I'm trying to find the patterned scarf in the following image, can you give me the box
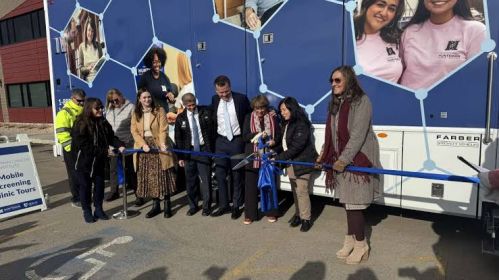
[323,99,372,190]
[250,111,275,168]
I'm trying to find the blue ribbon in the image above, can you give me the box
[122,148,230,158]
[255,137,281,212]
[258,152,282,212]
[271,159,480,184]
[120,148,480,184]
[117,155,125,185]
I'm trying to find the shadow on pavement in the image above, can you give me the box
[290,261,326,280]
[203,265,227,280]
[44,179,73,209]
[398,210,499,280]
[0,238,102,279]
[132,267,169,279]
[0,221,38,244]
[365,204,391,241]
[347,267,378,280]
[0,243,39,254]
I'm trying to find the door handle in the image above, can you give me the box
[484,52,497,144]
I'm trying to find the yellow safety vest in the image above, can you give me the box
[55,100,83,152]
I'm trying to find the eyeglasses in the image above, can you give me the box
[329,78,342,84]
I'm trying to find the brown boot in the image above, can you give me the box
[336,235,355,259]
[346,239,369,264]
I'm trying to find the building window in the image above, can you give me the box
[0,9,46,46]
[7,81,51,108]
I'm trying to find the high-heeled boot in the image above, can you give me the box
[145,198,161,218]
[336,235,355,259]
[164,195,172,218]
[346,239,369,264]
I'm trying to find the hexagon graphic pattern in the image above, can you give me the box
[62,7,107,85]
[46,0,497,194]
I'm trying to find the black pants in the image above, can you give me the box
[245,167,279,220]
[184,148,212,211]
[63,150,79,202]
[214,136,245,209]
[109,154,137,193]
[75,171,105,213]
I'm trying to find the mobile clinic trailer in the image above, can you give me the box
[45,0,499,254]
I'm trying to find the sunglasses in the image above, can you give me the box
[75,98,85,104]
[109,98,120,104]
[329,78,342,84]
[94,105,104,111]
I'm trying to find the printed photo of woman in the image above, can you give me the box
[355,0,406,83]
[77,17,104,82]
[63,8,106,83]
[399,0,486,90]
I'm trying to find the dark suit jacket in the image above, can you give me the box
[174,106,215,160]
[210,92,251,137]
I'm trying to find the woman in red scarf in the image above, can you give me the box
[317,65,381,264]
[242,95,281,224]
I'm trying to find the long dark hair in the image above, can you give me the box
[134,88,157,119]
[328,65,366,115]
[354,0,405,44]
[278,97,310,126]
[84,18,98,49]
[76,97,103,135]
[405,0,473,28]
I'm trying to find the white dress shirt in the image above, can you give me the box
[217,97,241,137]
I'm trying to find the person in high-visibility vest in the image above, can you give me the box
[55,88,86,207]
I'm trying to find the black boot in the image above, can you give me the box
[83,210,96,223]
[289,215,301,227]
[134,197,145,207]
[300,220,312,232]
[164,195,172,218]
[145,199,161,218]
[94,208,109,220]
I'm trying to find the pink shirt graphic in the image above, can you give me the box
[357,33,403,83]
[400,16,486,90]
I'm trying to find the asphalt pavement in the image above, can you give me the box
[1,144,499,280]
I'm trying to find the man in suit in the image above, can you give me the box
[210,75,251,219]
[175,93,215,216]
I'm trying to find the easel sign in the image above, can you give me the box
[0,141,47,219]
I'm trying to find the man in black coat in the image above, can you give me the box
[210,75,251,219]
[175,93,215,216]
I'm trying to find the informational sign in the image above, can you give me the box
[0,141,47,219]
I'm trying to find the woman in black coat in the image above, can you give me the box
[72,97,125,223]
[274,97,318,232]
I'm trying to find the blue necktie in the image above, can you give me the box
[223,101,233,141]
[191,112,200,151]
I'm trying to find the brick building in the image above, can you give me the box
[0,0,51,124]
